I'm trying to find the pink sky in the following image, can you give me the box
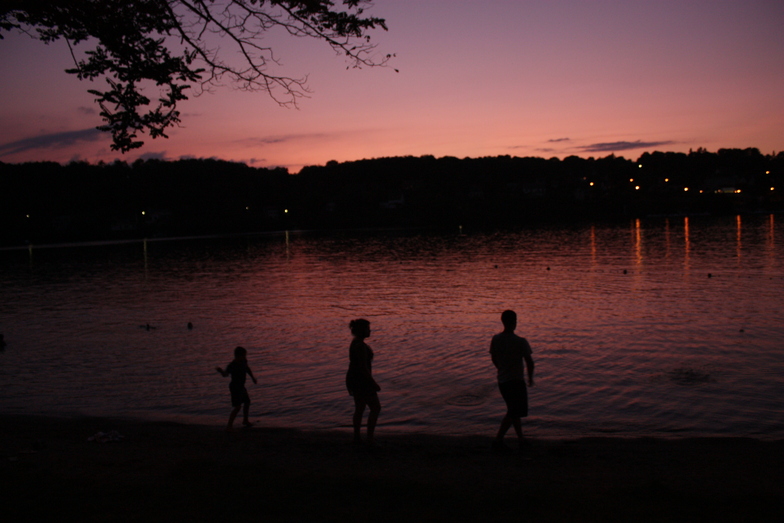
[1,1,783,173]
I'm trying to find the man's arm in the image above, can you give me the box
[524,353,535,387]
[490,338,500,369]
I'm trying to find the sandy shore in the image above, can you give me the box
[2,415,782,522]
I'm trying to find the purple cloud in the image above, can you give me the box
[0,128,103,157]
[137,151,170,161]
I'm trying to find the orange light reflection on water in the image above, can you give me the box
[683,216,691,271]
[633,218,643,267]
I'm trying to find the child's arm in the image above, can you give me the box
[247,367,258,385]
[216,366,228,377]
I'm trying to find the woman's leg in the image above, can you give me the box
[366,393,381,444]
[353,396,367,443]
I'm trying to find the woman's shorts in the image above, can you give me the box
[499,379,528,418]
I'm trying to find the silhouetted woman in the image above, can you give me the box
[345,319,381,445]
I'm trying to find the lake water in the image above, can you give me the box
[1,215,783,439]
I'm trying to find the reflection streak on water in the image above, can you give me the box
[1,215,783,438]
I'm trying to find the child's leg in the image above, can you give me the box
[242,401,252,426]
[512,417,523,439]
[227,406,241,430]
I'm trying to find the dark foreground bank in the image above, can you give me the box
[2,415,782,522]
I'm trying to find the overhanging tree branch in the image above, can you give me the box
[0,0,393,152]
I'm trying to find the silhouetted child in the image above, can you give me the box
[216,346,258,430]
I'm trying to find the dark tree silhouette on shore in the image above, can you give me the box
[2,149,781,246]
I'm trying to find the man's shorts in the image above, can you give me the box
[499,379,528,418]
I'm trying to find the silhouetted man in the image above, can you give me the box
[490,309,535,453]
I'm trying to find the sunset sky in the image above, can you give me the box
[1,0,782,173]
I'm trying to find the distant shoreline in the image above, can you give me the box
[2,211,782,251]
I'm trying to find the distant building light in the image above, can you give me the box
[589,182,595,186]
[638,164,642,168]
[684,187,689,192]
[141,211,146,215]
[629,178,634,182]
[664,178,669,182]
[635,186,640,190]
[284,209,289,214]
[771,187,775,191]
[766,171,771,175]
[735,189,742,194]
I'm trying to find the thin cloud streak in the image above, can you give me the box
[235,133,330,147]
[0,128,103,157]
[578,140,676,153]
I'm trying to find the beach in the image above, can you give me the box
[2,415,782,522]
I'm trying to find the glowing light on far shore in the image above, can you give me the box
[684,187,689,192]
[635,186,640,190]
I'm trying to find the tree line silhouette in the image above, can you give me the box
[2,148,782,245]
